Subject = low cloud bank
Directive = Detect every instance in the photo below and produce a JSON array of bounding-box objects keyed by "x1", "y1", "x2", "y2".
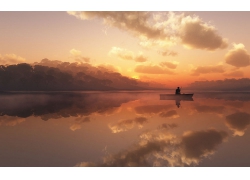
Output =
[
  {"x1": 187, "y1": 78, "x2": 250, "y2": 91},
  {"x1": 0, "y1": 59, "x2": 167, "y2": 91}
]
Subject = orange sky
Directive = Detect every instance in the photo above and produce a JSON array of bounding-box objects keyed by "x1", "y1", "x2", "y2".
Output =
[{"x1": 1, "y1": 11, "x2": 250, "y2": 88}]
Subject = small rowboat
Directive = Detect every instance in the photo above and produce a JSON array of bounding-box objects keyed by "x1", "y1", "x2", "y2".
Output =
[{"x1": 160, "y1": 93, "x2": 194, "y2": 100}]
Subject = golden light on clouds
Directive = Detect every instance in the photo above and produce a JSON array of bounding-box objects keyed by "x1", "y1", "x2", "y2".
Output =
[
  {"x1": 135, "y1": 64, "x2": 175, "y2": 74},
  {"x1": 225, "y1": 43, "x2": 250, "y2": 67},
  {"x1": 0, "y1": 54, "x2": 26, "y2": 65},
  {"x1": 179, "y1": 15, "x2": 228, "y2": 50},
  {"x1": 2, "y1": 11, "x2": 250, "y2": 89},
  {"x1": 70, "y1": 49, "x2": 90, "y2": 63},
  {"x1": 68, "y1": 11, "x2": 228, "y2": 51},
  {"x1": 109, "y1": 47, "x2": 147, "y2": 62},
  {"x1": 191, "y1": 65, "x2": 225, "y2": 76}
]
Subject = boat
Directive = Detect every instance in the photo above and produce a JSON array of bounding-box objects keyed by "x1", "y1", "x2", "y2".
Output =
[{"x1": 160, "y1": 93, "x2": 194, "y2": 101}]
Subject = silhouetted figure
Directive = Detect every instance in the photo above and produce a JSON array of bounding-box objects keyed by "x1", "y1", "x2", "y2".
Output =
[{"x1": 175, "y1": 87, "x2": 181, "y2": 94}]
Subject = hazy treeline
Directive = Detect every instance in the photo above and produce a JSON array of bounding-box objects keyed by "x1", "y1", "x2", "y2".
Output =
[{"x1": 0, "y1": 59, "x2": 153, "y2": 91}]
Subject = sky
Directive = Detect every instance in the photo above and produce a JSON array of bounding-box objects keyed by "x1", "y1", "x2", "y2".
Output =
[{"x1": 1, "y1": 11, "x2": 250, "y2": 88}]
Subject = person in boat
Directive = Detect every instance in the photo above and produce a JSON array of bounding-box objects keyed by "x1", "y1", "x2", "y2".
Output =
[{"x1": 175, "y1": 87, "x2": 181, "y2": 94}]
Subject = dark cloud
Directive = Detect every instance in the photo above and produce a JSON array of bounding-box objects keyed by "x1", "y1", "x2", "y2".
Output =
[
  {"x1": 68, "y1": 12, "x2": 228, "y2": 51},
  {"x1": 225, "y1": 112, "x2": 250, "y2": 136},
  {"x1": 0, "y1": 59, "x2": 166, "y2": 91},
  {"x1": 191, "y1": 65, "x2": 224, "y2": 76},
  {"x1": 68, "y1": 11, "x2": 165, "y2": 40},
  {"x1": 180, "y1": 19, "x2": 228, "y2": 50},
  {"x1": 225, "y1": 44, "x2": 250, "y2": 67}
]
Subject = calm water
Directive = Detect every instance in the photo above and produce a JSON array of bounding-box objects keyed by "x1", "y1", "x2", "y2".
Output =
[{"x1": 1, "y1": 91, "x2": 250, "y2": 167}]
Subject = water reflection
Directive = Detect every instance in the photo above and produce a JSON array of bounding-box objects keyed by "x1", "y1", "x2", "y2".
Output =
[
  {"x1": 76, "y1": 129, "x2": 228, "y2": 167},
  {"x1": 1, "y1": 91, "x2": 250, "y2": 166},
  {"x1": 159, "y1": 95, "x2": 193, "y2": 108},
  {"x1": 225, "y1": 112, "x2": 250, "y2": 136},
  {"x1": 0, "y1": 92, "x2": 139, "y2": 120},
  {"x1": 109, "y1": 117, "x2": 148, "y2": 133}
]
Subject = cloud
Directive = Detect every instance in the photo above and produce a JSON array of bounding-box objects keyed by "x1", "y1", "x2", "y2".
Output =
[
  {"x1": 0, "y1": 54, "x2": 26, "y2": 65},
  {"x1": 158, "y1": 50, "x2": 178, "y2": 57},
  {"x1": 68, "y1": 12, "x2": 228, "y2": 51},
  {"x1": 187, "y1": 78, "x2": 250, "y2": 92},
  {"x1": 134, "y1": 54, "x2": 147, "y2": 62},
  {"x1": 191, "y1": 65, "x2": 225, "y2": 76},
  {"x1": 67, "y1": 11, "x2": 165, "y2": 40},
  {"x1": 19, "y1": 59, "x2": 159, "y2": 90},
  {"x1": 224, "y1": 70, "x2": 244, "y2": 77},
  {"x1": 179, "y1": 16, "x2": 228, "y2": 50},
  {"x1": 225, "y1": 112, "x2": 250, "y2": 136},
  {"x1": 225, "y1": 43, "x2": 250, "y2": 67},
  {"x1": 109, "y1": 47, "x2": 147, "y2": 62},
  {"x1": 159, "y1": 61, "x2": 178, "y2": 69},
  {"x1": 70, "y1": 49, "x2": 90, "y2": 63},
  {"x1": 135, "y1": 64, "x2": 175, "y2": 74},
  {"x1": 97, "y1": 64, "x2": 121, "y2": 73}
]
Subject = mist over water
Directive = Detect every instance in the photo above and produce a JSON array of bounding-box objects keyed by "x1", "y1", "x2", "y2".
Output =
[{"x1": 1, "y1": 90, "x2": 250, "y2": 167}]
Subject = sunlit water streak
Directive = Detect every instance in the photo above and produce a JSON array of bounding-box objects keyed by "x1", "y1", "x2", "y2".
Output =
[{"x1": 1, "y1": 91, "x2": 250, "y2": 167}]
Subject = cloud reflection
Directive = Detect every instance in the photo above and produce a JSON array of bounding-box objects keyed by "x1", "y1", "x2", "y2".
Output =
[
  {"x1": 225, "y1": 112, "x2": 250, "y2": 136},
  {"x1": 135, "y1": 104, "x2": 175, "y2": 116},
  {"x1": 70, "y1": 116, "x2": 90, "y2": 131},
  {"x1": 0, "y1": 116, "x2": 25, "y2": 126},
  {"x1": 109, "y1": 117, "x2": 148, "y2": 133},
  {"x1": 76, "y1": 128, "x2": 228, "y2": 167},
  {"x1": 193, "y1": 104, "x2": 225, "y2": 114}
]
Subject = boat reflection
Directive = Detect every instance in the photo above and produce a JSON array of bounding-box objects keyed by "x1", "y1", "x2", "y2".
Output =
[{"x1": 160, "y1": 94, "x2": 194, "y2": 108}]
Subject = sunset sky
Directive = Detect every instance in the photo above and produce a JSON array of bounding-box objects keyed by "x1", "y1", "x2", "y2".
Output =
[{"x1": 1, "y1": 11, "x2": 250, "y2": 88}]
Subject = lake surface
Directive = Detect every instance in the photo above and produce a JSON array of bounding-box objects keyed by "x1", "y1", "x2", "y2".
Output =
[{"x1": 1, "y1": 90, "x2": 250, "y2": 167}]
